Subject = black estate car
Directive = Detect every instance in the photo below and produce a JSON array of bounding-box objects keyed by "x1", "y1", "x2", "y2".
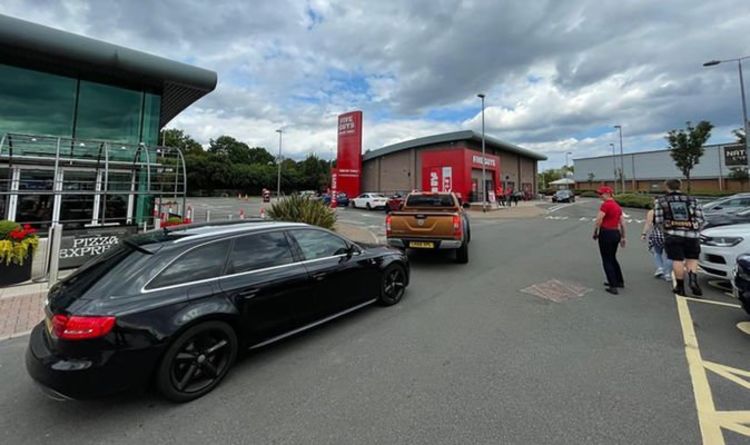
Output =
[{"x1": 26, "y1": 221, "x2": 409, "y2": 402}]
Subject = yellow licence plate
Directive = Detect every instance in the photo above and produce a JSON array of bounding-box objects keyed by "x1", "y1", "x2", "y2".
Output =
[{"x1": 409, "y1": 241, "x2": 435, "y2": 249}]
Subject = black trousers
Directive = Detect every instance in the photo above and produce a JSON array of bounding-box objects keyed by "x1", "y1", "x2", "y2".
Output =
[{"x1": 598, "y1": 228, "x2": 624, "y2": 286}]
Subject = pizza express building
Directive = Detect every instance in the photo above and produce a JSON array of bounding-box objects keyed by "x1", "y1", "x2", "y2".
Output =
[
  {"x1": 0, "y1": 15, "x2": 216, "y2": 268},
  {"x1": 360, "y1": 131, "x2": 547, "y2": 200}
]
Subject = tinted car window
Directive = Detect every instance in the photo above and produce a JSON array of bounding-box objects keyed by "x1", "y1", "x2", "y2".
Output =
[
  {"x1": 291, "y1": 229, "x2": 349, "y2": 260},
  {"x1": 227, "y1": 232, "x2": 294, "y2": 274},
  {"x1": 148, "y1": 240, "x2": 230, "y2": 289},
  {"x1": 406, "y1": 194, "x2": 455, "y2": 207}
]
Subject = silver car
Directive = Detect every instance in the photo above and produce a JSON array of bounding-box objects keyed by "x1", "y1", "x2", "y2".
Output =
[{"x1": 702, "y1": 193, "x2": 750, "y2": 215}]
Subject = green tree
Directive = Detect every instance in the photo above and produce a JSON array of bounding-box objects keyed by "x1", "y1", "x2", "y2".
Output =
[
  {"x1": 160, "y1": 128, "x2": 203, "y2": 155},
  {"x1": 729, "y1": 167, "x2": 749, "y2": 191},
  {"x1": 733, "y1": 127, "x2": 746, "y2": 146},
  {"x1": 666, "y1": 120, "x2": 714, "y2": 192}
]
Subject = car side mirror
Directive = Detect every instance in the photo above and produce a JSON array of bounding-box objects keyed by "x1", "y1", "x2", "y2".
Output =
[{"x1": 462, "y1": 202, "x2": 470, "y2": 209}]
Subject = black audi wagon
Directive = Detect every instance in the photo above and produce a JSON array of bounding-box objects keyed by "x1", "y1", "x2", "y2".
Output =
[{"x1": 26, "y1": 221, "x2": 409, "y2": 402}]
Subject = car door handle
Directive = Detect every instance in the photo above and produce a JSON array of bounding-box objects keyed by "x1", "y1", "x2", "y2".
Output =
[
  {"x1": 312, "y1": 272, "x2": 327, "y2": 281},
  {"x1": 238, "y1": 289, "x2": 259, "y2": 299}
]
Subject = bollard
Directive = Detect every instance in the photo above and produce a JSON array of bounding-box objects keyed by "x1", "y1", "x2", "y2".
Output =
[
  {"x1": 260, "y1": 208, "x2": 266, "y2": 219},
  {"x1": 154, "y1": 218, "x2": 161, "y2": 230},
  {"x1": 206, "y1": 209, "x2": 211, "y2": 222},
  {"x1": 142, "y1": 221, "x2": 148, "y2": 233},
  {"x1": 47, "y1": 223, "x2": 63, "y2": 288},
  {"x1": 228, "y1": 214, "x2": 233, "y2": 220},
  {"x1": 239, "y1": 209, "x2": 245, "y2": 220}
]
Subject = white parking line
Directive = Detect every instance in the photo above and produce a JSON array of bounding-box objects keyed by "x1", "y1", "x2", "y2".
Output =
[{"x1": 548, "y1": 203, "x2": 574, "y2": 213}]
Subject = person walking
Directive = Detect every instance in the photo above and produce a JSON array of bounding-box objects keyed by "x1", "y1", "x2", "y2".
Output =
[
  {"x1": 593, "y1": 186, "x2": 626, "y2": 294},
  {"x1": 654, "y1": 179, "x2": 704, "y2": 297},
  {"x1": 641, "y1": 204, "x2": 672, "y2": 282}
]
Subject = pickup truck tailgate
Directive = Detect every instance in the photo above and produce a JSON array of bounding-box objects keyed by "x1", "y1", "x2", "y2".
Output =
[{"x1": 390, "y1": 211, "x2": 455, "y2": 238}]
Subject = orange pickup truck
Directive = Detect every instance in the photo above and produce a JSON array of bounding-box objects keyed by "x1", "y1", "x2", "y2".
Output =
[{"x1": 385, "y1": 192, "x2": 471, "y2": 263}]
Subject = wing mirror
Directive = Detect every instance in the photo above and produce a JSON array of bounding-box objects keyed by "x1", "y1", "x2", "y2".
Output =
[{"x1": 462, "y1": 202, "x2": 471, "y2": 209}]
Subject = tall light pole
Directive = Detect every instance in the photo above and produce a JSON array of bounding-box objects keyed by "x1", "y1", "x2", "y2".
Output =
[
  {"x1": 613, "y1": 125, "x2": 624, "y2": 192},
  {"x1": 610, "y1": 143, "x2": 617, "y2": 194},
  {"x1": 477, "y1": 93, "x2": 487, "y2": 210},
  {"x1": 703, "y1": 56, "x2": 750, "y2": 164},
  {"x1": 565, "y1": 151, "x2": 572, "y2": 169},
  {"x1": 275, "y1": 129, "x2": 283, "y2": 200}
]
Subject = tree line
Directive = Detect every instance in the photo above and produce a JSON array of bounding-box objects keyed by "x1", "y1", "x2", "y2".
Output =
[{"x1": 161, "y1": 129, "x2": 332, "y2": 196}]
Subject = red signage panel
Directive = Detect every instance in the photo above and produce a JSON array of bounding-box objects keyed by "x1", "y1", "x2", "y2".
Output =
[{"x1": 336, "y1": 111, "x2": 363, "y2": 198}]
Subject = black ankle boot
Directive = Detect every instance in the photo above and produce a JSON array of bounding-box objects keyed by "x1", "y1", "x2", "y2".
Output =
[
  {"x1": 673, "y1": 279, "x2": 685, "y2": 297},
  {"x1": 688, "y1": 272, "x2": 702, "y2": 297}
]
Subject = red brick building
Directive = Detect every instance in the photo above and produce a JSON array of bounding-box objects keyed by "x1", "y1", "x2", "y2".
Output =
[{"x1": 361, "y1": 131, "x2": 546, "y2": 201}]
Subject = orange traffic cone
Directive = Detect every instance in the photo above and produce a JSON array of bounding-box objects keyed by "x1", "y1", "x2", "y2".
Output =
[
  {"x1": 260, "y1": 208, "x2": 266, "y2": 219},
  {"x1": 239, "y1": 209, "x2": 245, "y2": 220}
]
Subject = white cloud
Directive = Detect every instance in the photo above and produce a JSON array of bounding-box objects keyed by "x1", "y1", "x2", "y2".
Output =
[{"x1": 2, "y1": 0, "x2": 749, "y2": 171}]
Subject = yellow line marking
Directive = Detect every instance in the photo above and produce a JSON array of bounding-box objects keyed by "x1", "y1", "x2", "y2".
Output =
[
  {"x1": 683, "y1": 297, "x2": 741, "y2": 309},
  {"x1": 713, "y1": 411, "x2": 750, "y2": 423},
  {"x1": 718, "y1": 420, "x2": 750, "y2": 437},
  {"x1": 675, "y1": 295, "x2": 726, "y2": 444},
  {"x1": 738, "y1": 322, "x2": 750, "y2": 336},
  {"x1": 704, "y1": 361, "x2": 750, "y2": 391}
]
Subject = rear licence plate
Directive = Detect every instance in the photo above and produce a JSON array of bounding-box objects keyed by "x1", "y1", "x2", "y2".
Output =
[{"x1": 409, "y1": 241, "x2": 435, "y2": 249}]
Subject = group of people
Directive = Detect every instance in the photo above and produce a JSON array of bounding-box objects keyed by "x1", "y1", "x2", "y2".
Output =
[{"x1": 593, "y1": 179, "x2": 704, "y2": 297}]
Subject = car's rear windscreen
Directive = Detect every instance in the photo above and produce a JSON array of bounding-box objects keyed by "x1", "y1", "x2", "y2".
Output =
[{"x1": 405, "y1": 195, "x2": 455, "y2": 207}]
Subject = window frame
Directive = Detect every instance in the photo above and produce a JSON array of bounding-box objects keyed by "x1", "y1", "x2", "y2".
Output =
[
  {"x1": 286, "y1": 227, "x2": 359, "y2": 262},
  {"x1": 141, "y1": 229, "x2": 313, "y2": 293}
]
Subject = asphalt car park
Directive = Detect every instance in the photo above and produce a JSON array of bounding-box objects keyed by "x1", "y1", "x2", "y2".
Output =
[{"x1": 1, "y1": 197, "x2": 749, "y2": 444}]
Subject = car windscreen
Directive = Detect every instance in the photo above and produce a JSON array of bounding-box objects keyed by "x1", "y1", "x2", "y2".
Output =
[{"x1": 405, "y1": 195, "x2": 455, "y2": 207}]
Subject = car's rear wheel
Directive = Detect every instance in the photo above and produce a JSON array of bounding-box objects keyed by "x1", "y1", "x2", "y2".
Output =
[
  {"x1": 456, "y1": 241, "x2": 469, "y2": 263},
  {"x1": 379, "y1": 264, "x2": 407, "y2": 306},
  {"x1": 366, "y1": 202, "x2": 372, "y2": 210},
  {"x1": 741, "y1": 297, "x2": 750, "y2": 316},
  {"x1": 156, "y1": 321, "x2": 238, "y2": 403}
]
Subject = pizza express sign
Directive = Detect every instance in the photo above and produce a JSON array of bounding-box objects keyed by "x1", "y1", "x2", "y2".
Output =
[{"x1": 58, "y1": 227, "x2": 138, "y2": 269}]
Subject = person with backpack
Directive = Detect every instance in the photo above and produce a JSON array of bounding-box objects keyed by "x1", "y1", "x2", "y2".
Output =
[
  {"x1": 593, "y1": 186, "x2": 626, "y2": 295},
  {"x1": 653, "y1": 179, "x2": 705, "y2": 297},
  {"x1": 641, "y1": 203, "x2": 672, "y2": 282}
]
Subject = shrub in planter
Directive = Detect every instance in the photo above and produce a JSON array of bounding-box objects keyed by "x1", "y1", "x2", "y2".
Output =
[
  {"x1": 162, "y1": 217, "x2": 187, "y2": 227},
  {"x1": 0, "y1": 220, "x2": 39, "y2": 286},
  {"x1": 268, "y1": 194, "x2": 336, "y2": 230},
  {"x1": 614, "y1": 193, "x2": 654, "y2": 209},
  {"x1": 579, "y1": 190, "x2": 599, "y2": 198},
  {"x1": 0, "y1": 221, "x2": 39, "y2": 266}
]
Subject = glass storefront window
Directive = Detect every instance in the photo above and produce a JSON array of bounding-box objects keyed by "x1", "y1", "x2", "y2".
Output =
[
  {"x1": 0, "y1": 167, "x2": 9, "y2": 220},
  {"x1": 16, "y1": 169, "x2": 55, "y2": 229},
  {"x1": 102, "y1": 172, "x2": 131, "y2": 224},
  {"x1": 0, "y1": 64, "x2": 76, "y2": 139},
  {"x1": 59, "y1": 170, "x2": 96, "y2": 229},
  {"x1": 75, "y1": 81, "x2": 143, "y2": 144},
  {"x1": 142, "y1": 93, "x2": 161, "y2": 146}
]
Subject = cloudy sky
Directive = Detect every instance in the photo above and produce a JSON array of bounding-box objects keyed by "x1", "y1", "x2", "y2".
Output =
[{"x1": 2, "y1": 0, "x2": 749, "y2": 168}]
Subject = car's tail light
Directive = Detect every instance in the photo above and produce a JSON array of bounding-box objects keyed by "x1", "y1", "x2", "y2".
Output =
[
  {"x1": 52, "y1": 315, "x2": 116, "y2": 340},
  {"x1": 453, "y1": 214, "x2": 463, "y2": 239},
  {"x1": 385, "y1": 214, "x2": 392, "y2": 236}
]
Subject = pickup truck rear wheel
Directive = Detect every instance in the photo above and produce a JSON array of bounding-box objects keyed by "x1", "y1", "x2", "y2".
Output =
[{"x1": 455, "y1": 241, "x2": 469, "y2": 264}]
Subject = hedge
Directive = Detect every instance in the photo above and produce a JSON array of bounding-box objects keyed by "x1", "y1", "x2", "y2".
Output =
[{"x1": 614, "y1": 193, "x2": 654, "y2": 209}]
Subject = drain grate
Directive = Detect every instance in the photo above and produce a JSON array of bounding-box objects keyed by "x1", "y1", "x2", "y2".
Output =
[{"x1": 520, "y1": 279, "x2": 592, "y2": 303}]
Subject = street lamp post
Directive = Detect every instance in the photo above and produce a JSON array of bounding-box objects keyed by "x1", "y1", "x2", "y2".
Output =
[
  {"x1": 610, "y1": 143, "x2": 617, "y2": 194},
  {"x1": 565, "y1": 151, "x2": 572, "y2": 169},
  {"x1": 276, "y1": 129, "x2": 283, "y2": 200},
  {"x1": 477, "y1": 93, "x2": 487, "y2": 211},
  {"x1": 613, "y1": 125, "x2": 624, "y2": 192},
  {"x1": 703, "y1": 56, "x2": 750, "y2": 165}
]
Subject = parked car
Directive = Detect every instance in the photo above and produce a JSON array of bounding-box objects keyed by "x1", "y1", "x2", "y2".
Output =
[
  {"x1": 352, "y1": 193, "x2": 388, "y2": 210},
  {"x1": 699, "y1": 223, "x2": 750, "y2": 279},
  {"x1": 702, "y1": 193, "x2": 750, "y2": 215},
  {"x1": 26, "y1": 221, "x2": 409, "y2": 402},
  {"x1": 386, "y1": 192, "x2": 471, "y2": 263},
  {"x1": 299, "y1": 190, "x2": 318, "y2": 198},
  {"x1": 552, "y1": 189, "x2": 575, "y2": 203},
  {"x1": 703, "y1": 208, "x2": 750, "y2": 229},
  {"x1": 732, "y1": 254, "x2": 750, "y2": 315},
  {"x1": 321, "y1": 192, "x2": 350, "y2": 207},
  {"x1": 386, "y1": 191, "x2": 407, "y2": 212}
]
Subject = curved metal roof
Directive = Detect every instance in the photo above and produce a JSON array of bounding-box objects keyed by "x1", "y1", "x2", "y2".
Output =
[
  {"x1": 0, "y1": 14, "x2": 217, "y2": 128},
  {"x1": 363, "y1": 130, "x2": 547, "y2": 161}
]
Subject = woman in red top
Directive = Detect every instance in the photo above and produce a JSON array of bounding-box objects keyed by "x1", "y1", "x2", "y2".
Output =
[{"x1": 593, "y1": 186, "x2": 626, "y2": 294}]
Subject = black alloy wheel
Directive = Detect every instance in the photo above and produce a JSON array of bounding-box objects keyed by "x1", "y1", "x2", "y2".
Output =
[
  {"x1": 379, "y1": 265, "x2": 406, "y2": 306},
  {"x1": 366, "y1": 202, "x2": 372, "y2": 210},
  {"x1": 156, "y1": 321, "x2": 238, "y2": 403}
]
